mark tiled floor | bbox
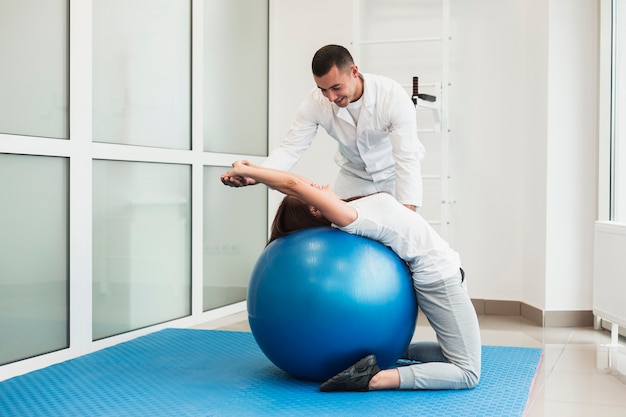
[194,311,626,416]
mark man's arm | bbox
[383,79,425,209]
[222,94,321,188]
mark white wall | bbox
[450,0,597,312]
[449,0,530,302]
[521,0,550,311]
[269,0,599,313]
[450,0,597,311]
[268,0,351,213]
[544,0,598,311]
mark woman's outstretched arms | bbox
[221,160,305,194]
[221,161,357,227]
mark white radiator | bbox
[593,221,626,345]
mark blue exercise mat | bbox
[0,329,542,417]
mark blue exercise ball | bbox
[247,227,417,382]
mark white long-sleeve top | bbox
[335,192,461,285]
[264,73,425,207]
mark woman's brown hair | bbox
[268,195,331,244]
[267,193,377,245]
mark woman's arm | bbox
[221,161,357,227]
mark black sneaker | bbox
[320,355,380,392]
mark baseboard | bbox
[543,309,595,327]
[471,299,521,316]
[471,299,594,328]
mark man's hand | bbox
[220,160,258,187]
[220,174,257,187]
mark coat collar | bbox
[335,73,372,132]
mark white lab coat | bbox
[264,73,425,207]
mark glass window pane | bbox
[0,0,68,139]
[93,160,191,340]
[93,0,191,149]
[204,0,268,155]
[203,166,267,310]
[0,154,68,365]
[613,0,626,222]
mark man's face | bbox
[314,64,361,108]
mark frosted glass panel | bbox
[0,0,68,139]
[203,166,267,310]
[0,154,68,365]
[93,0,191,149]
[204,0,268,155]
[93,161,191,340]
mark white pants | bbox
[332,170,395,200]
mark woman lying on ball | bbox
[220,160,481,392]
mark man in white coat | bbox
[222,44,425,211]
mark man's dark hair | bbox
[311,45,355,77]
